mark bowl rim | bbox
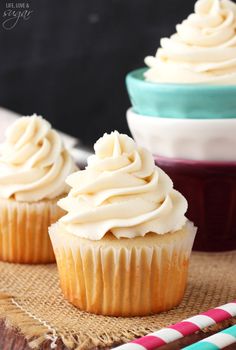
[126,67,236,92]
[127,107,236,124]
[154,154,236,168]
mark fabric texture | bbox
[0,251,235,349]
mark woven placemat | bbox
[0,251,235,350]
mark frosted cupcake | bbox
[127,0,236,118]
[126,0,236,251]
[0,115,76,263]
[49,131,196,316]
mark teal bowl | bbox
[126,68,236,119]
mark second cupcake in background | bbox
[50,131,196,316]
[0,114,76,264]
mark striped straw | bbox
[114,301,236,350]
[182,324,236,350]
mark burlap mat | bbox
[0,251,235,350]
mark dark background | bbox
[0,0,196,146]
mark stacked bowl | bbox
[126,69,236,251]
[125,0,236,251]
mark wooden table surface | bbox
[0,320,67,350]
[1,319,236,350]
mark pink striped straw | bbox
[114,301,236,350]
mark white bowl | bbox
[127,108,236,161]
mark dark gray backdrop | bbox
[0,0,196,145]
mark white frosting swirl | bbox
[0,115,76,202]
[58,131,187,240]
[145,0,236,84]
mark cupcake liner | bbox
[49,221,196,316]
[0,197,64,263]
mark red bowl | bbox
[154,155,236,251]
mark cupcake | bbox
[126,0,236,251]
[0,115,76,263]
[49,131,196,316]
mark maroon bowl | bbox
[154,155,236,251]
